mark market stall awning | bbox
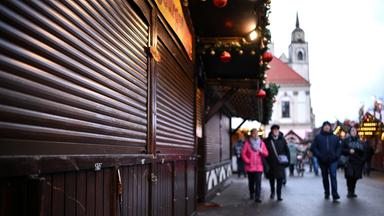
[189,0,277,123]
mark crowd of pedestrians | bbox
[233,121,376,203]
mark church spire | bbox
[296,12,300,28]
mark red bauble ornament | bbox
[220,51,231,63]
[213,0,228,8]
[257,89,266,97]
[262,51,273,62]
[224,20,234,29]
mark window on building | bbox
[297,51,304,60]
[282,101,290,118]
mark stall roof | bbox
[189,0,261,38]
[189,0,275,123]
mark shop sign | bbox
[155,0,193,60]
[359,122,378,136]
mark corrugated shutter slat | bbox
[205,114,221,164]
[0,0,149,154]
[156,39,194,152]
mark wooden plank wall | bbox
[0,161,196,216]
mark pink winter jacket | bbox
[241,139,269,172]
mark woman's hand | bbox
[349,149,355,154]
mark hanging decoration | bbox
[212,0,228,8]
[262,51,273,62]
[261,83,279,124]
[257,89,266,97]
[224,20,234,29]
[220,51,231,63]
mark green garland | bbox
[262,83,279,124]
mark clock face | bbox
[297,32,303,39]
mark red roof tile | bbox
[266,56,310,85]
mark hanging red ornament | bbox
[224,20,234,29]
[257,89,266,97]
[213,0,228,8]
[220,51,231,63]
[262,51,273,62]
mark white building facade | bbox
[267,15,315,140]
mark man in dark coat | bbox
[311,121,341,201]
[264,124,290,201]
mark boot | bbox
[277,192,283,201]
[270,191,275,199]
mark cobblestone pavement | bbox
[197,170,384,216]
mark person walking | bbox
[242,128,268,203]
[234,133,246,178]
[311,121,341,201]
[288,141,297,176]
[363,138,374,177]
[342,126,366,198]
[264,125,290,201]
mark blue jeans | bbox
[320,162,339,197]
[312,156,319,176]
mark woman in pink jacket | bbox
[242,128,269,203]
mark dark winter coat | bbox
[364,140,375,162]
[310,129,341,164]
[264,132,290,179]
[342,136,365,179]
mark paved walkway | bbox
[197,170,384,216]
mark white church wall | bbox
[290,64,309,81]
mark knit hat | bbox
[270,124,280,130]
[322,121,332,128]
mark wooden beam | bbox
[206,79,259,89]
[205,88,238,122]
[231,119,247,135]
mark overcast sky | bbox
[269,0,384,126]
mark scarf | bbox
[250,137,261,152]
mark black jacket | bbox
[342,136,365,179]
[311,128,341,164]
[264,132,290,179]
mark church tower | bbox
[288,13,309,81]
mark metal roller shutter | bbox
[220,114,230,161]
[0,0,149,155]
[156,37,194,153]
[205,113,220,164]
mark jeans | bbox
[312,156,319,176]
[237,157,246,177]
[247,172,262,199]
[320,162,339,197]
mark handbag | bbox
[271,140,289,166]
